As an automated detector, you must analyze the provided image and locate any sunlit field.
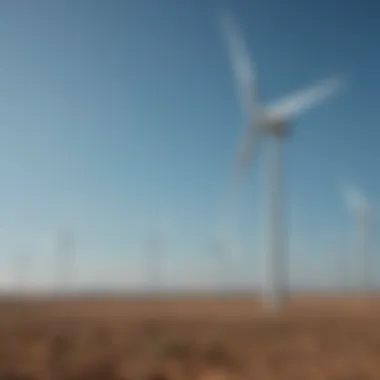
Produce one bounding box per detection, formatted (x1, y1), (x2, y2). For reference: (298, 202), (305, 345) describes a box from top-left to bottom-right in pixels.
(1, 294), (380, 380)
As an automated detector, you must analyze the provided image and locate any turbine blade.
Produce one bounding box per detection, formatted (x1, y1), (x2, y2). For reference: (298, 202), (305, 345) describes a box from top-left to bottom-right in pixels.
(217, 9), (259, 120)
(218, 8), (264, 181)
(267, 76), (344, 120)
(221, 123), (264, 246)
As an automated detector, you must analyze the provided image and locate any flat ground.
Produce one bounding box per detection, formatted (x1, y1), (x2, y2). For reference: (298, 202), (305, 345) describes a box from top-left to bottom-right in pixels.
(1, 294), (380, 380)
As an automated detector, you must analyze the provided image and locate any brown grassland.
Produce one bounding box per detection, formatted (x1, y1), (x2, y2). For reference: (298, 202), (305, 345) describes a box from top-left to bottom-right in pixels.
(1, 294), (380, 380)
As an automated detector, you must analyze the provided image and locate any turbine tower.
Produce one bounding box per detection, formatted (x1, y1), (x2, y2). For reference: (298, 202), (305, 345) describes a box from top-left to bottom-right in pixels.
(344, 185), (375, 294)
(218, 10), (344, 311)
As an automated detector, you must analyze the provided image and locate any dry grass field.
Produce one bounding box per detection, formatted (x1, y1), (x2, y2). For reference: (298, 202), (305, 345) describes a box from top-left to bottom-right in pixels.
(1, 294), (380, 380)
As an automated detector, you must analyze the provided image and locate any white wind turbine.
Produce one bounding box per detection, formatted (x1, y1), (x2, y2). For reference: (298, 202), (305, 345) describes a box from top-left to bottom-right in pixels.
(218, 10), (345, 311)
(343, 185), (375, 293)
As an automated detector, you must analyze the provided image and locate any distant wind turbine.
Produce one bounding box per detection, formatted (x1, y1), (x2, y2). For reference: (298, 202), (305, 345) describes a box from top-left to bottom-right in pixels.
(217, 9), (345, 311)
(12, 248), (31, 295)
(56, 229), (76, 293)
(343, 185), (375, 293)
(209, 238), (230, 293)
(145, 228), (163, 295)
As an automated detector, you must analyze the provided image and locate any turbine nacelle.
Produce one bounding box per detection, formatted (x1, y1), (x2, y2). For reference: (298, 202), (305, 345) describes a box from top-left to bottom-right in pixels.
(260, 114), (292, 138)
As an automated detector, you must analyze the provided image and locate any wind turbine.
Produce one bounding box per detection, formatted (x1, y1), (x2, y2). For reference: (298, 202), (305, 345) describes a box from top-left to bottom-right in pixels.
(343, 185), (375, 294)
(218, 10), (344, 311)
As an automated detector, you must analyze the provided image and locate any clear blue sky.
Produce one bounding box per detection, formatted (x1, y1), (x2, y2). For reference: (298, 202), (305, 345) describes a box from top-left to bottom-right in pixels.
(0, 0), (378, 291)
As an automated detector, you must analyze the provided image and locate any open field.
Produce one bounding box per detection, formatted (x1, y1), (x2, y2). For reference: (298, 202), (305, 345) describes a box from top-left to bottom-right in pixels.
(1, 294), (380, 380)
